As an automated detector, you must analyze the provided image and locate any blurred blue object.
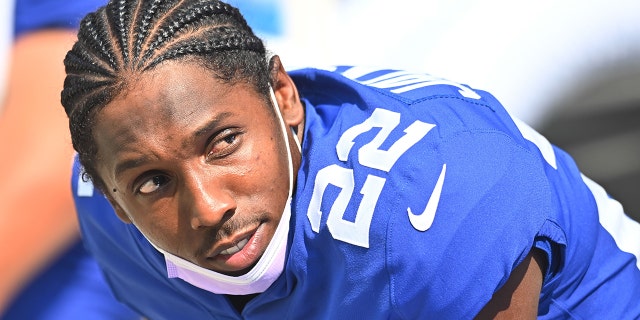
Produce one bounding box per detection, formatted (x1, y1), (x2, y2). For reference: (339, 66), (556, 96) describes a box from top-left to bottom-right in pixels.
(227, 0), (283, 37)
(13, 0), (103, 37)
(2, 242), (139, 320)
(2, 0), (140, 318)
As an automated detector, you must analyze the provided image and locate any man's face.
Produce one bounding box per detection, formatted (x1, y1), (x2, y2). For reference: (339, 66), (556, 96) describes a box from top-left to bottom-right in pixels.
(93, 60), (293, 276)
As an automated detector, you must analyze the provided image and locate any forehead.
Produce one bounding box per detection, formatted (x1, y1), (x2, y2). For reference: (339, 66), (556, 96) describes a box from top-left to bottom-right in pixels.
(92, 60), (271, 172)
(115, 61), (236, 118)
(99, 59), (268, 129)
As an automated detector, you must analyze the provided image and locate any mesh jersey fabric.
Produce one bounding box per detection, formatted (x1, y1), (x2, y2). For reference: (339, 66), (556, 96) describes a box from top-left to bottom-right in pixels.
(72, 66), (640, 319)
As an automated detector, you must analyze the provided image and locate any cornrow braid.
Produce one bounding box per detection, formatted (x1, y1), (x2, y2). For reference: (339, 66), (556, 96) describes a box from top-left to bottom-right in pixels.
(61, 0), (271, 193)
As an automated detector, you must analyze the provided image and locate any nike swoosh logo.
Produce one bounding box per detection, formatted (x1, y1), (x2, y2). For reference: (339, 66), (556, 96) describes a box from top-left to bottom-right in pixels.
(408, 163), (446, 232)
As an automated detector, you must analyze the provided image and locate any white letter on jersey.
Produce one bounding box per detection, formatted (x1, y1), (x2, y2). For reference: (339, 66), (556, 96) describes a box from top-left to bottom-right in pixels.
(340, 66), (481, 99)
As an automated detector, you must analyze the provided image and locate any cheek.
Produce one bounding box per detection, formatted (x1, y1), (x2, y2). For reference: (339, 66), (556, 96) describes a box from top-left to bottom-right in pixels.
(127, 202), (183, 251)
(255, 141), (288, 183)
(234, 139), (289, 200)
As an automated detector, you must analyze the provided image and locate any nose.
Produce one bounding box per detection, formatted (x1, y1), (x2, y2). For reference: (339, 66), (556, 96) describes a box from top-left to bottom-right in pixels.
(181, 172), (236, 230)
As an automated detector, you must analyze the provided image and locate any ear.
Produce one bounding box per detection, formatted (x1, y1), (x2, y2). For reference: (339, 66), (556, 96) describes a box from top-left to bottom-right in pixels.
(103, 191), (133, 224)
(269, 55), (304, 128)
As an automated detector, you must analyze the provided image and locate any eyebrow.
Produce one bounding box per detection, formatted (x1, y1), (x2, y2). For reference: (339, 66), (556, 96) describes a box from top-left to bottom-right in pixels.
(114, 156), (150, 180)
(113, 112), (235, 179)
(194, 112), (233, 137)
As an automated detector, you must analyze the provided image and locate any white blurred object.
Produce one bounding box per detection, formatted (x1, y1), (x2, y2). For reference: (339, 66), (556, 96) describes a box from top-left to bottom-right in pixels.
(274, 0), (640, 127)
(0, 0), (16, 107)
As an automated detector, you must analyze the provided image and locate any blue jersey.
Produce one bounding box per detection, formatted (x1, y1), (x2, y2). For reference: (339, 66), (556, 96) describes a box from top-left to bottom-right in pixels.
(72, 66), (640, 319)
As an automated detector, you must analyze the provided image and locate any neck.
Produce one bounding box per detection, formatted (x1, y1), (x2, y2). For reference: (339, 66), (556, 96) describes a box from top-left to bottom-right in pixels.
(226, 293), (258, 313)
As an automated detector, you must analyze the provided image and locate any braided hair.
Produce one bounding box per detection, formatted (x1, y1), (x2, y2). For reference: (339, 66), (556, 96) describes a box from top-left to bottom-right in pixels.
(61, 0), (272, 192)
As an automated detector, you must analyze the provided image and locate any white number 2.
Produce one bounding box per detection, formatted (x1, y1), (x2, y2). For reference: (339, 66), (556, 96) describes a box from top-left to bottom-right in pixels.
(307, 165), (386, 248)
(307, 108), (434, 247)
(337, 108), (434, 172)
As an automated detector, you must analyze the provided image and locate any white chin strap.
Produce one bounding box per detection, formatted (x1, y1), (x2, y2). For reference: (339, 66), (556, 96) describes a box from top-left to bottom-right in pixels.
(143, 86), (300, 295)
(269, 85), (302, 195)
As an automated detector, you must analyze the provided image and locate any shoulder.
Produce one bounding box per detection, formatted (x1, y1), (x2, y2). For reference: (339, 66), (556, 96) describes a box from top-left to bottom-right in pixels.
(290, 66), (534, 147)
(71, 157), (154, 274)
(71, 156), (225, 318)
(290, 66), (587, 316)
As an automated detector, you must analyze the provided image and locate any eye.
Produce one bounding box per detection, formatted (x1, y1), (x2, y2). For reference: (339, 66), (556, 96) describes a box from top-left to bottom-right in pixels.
(222, 134), (237, 145)
(137, 174), (170, 195)
(206, 129), (242, 160)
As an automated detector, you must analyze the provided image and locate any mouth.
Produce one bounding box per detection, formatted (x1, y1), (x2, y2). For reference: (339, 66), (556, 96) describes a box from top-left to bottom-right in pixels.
(206, 221), (264, 260)
(200, 218), (274, 275)
(219, 238), (249, 255)
(206, 225), (264, 275)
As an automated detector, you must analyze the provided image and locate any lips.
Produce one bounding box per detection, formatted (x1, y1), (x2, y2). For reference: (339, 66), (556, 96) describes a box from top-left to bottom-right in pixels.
(219, 238), (249, 255)
(207, 225), (259, 259)
(202, 222), (271, 274)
